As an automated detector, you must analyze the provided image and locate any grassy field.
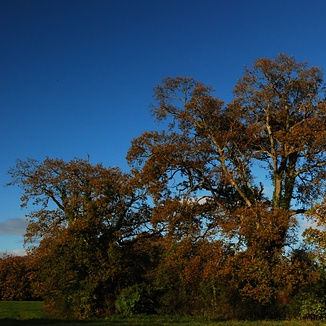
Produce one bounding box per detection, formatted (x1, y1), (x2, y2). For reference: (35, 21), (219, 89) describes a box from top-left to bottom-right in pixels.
(0, 301), (46, 320)
(0, 301), (325, 326)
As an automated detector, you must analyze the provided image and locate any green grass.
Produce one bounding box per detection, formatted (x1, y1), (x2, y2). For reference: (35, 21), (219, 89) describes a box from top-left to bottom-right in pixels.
(0, 301), (46, 320)
(0, 301), (325, 326)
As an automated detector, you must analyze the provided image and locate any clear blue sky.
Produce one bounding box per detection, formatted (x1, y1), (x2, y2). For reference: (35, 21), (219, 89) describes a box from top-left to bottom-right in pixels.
(1, 0), (326, 255)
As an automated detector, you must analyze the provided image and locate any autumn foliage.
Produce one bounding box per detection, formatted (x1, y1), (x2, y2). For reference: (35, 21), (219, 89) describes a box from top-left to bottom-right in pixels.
(4, 54), (326, 320)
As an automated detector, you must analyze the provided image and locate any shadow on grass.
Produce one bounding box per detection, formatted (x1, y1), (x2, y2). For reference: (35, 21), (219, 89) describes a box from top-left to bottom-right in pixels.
(0, 317), (200, 326)
(0, 318), (159, 326)
(0, 319), (110, 326)
(3, 317), (325, 326)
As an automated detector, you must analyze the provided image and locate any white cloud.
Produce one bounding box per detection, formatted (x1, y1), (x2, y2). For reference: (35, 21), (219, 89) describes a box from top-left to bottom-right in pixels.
(0, 217), (28, 235)
(0, 249), (26, 257)
(299, 216), (326, 232)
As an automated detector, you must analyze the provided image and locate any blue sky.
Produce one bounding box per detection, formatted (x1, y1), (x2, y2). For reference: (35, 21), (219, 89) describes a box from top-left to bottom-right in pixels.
(1, 0), (326, 255)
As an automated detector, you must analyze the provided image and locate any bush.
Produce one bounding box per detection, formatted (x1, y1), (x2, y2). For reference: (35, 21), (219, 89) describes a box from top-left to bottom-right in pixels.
(115, 283), (155, 316)
(299, 296), (326, 320)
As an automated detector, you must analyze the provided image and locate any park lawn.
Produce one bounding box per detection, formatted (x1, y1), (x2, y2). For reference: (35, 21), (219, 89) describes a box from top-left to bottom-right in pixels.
(0, 301), (325, 326)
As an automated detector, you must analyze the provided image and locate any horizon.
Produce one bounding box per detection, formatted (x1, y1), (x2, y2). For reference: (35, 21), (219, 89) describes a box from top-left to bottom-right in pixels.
(2, 0), (326, 255)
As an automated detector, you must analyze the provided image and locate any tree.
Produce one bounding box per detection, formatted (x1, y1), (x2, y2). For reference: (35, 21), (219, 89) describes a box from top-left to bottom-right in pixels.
(8, 157), (152, 318)
(151, 237), (234, 317)
(0, 254), (38, 301)
(127, 54), (326, 309)
(232, 54), (326, 211)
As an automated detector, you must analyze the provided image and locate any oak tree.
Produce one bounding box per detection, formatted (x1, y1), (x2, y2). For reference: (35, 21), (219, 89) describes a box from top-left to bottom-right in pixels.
(8, 157), (152, 318)
(127, 54), (326, 307)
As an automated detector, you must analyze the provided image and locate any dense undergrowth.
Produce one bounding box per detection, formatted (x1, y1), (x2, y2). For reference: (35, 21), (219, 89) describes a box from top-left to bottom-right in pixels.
(1, 301), (326, 326)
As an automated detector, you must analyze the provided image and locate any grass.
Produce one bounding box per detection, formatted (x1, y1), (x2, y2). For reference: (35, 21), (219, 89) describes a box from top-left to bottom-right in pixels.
(0, 301), (325, 326)
(0, 301), (46, 320)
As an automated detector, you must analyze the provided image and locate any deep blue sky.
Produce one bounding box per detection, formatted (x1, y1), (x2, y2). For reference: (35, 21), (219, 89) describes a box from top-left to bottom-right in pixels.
(1, 0), (326, 255)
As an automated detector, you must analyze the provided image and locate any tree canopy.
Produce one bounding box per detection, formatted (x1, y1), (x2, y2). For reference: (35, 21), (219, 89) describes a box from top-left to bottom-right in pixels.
(127, 53), (326, 245)
(126, 53), (326, 311)
(8, 158), (153, 318)
(6, 54), (326, 320)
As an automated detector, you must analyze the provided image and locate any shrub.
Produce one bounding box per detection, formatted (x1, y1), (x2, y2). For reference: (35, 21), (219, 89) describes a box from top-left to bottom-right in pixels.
(115, 283), (154, 316)
(299, 296), (326, 320)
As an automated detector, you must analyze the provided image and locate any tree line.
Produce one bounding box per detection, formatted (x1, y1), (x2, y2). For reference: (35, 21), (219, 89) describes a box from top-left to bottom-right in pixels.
(1, 53), (326, 320)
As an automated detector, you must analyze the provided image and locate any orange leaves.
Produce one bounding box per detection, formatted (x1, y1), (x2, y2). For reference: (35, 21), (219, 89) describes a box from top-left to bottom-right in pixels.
(0, 255), (36, 300)
(158, 238), (225, 289)
(227, 253), (278, 304)
(9, 158), (151, 248)
(232, 54), (326, 209)
(234, 205), (294, 250)
(5, 55), (326, 318)
(7, 157), (155, 318)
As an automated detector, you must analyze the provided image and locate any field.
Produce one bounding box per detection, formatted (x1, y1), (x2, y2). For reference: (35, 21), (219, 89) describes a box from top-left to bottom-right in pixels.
(0, 301), (325, 326)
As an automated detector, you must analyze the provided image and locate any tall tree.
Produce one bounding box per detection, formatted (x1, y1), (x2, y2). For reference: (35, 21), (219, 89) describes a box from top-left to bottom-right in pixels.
(8, 158), (152, 318)
(127, 54), (326, 306)
(232, 53), (326, 211)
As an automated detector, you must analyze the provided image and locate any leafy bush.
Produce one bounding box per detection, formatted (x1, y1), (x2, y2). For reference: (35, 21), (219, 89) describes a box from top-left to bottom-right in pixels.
(299, 296), (326, 320)
(115, 283), (154, 316)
